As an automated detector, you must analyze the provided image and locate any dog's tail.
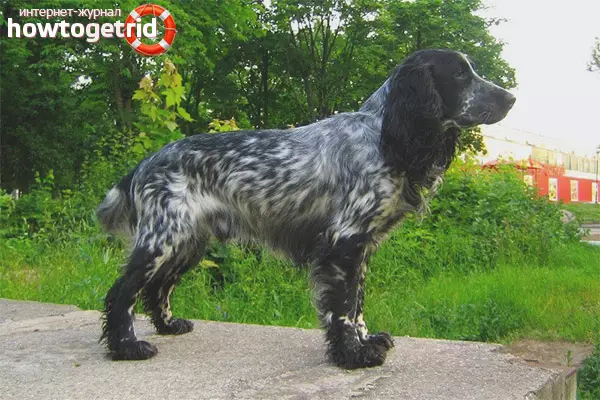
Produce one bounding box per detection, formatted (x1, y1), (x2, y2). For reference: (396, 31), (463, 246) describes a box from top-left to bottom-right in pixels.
(96, 169), (137, 237)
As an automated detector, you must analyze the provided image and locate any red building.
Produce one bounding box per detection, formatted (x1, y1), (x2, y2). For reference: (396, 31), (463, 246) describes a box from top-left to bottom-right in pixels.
(480, 125), (599, 204)
(486, 158), (599, 203)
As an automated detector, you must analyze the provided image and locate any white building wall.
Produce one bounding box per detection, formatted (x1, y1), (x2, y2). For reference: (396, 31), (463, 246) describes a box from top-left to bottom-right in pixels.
(478, 124), (534, 163)
(479, 124), (598, 177)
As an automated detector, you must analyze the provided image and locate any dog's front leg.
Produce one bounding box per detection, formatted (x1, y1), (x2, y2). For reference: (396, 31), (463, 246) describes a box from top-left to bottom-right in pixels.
(311, 233), (394, 369)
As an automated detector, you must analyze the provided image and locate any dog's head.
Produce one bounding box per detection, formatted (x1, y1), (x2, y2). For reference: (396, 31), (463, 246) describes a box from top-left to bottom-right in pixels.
(387, 49), (516, 128)
(412, 49), (515, 127)
(381, 49), (515, 176)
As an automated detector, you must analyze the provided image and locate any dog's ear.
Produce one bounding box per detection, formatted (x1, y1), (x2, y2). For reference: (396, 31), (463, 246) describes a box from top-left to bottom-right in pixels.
(381, 63), (445, 181)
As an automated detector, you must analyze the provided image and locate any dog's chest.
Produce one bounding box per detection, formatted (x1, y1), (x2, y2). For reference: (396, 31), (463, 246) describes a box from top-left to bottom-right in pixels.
(367, 179), (411, 237)
(367, 173), (442, 241)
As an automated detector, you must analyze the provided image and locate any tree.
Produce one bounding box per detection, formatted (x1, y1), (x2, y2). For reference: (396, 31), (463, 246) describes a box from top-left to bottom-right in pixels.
(0, 0), (259, 190)
(230, 0), (394, 127)
(233, 0), (515, 134)
(271, 0), (385, 123)
(172, 0), (261, 134)
(0, 0), (516, 191)
(0, 0), (154, 189)
(0, 0), (111, 190)
(384, 0), (515, 85)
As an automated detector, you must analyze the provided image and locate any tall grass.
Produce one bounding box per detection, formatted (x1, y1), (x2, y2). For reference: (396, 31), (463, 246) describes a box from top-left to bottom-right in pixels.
(1, 227), (598, 343)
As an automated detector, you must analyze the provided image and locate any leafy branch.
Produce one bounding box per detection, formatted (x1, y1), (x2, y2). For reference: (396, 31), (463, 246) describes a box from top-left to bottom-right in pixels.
(131, 59), (193, 155)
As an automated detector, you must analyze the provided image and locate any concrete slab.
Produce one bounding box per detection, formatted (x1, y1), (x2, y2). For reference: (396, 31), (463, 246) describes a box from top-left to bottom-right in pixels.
(502, 339), (594, 369)
(0, 300), (576, 400)
(0, 298), (79, 324)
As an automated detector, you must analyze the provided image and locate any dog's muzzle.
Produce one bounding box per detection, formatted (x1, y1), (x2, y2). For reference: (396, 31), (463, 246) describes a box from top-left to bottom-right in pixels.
(457, 77), (516, 126)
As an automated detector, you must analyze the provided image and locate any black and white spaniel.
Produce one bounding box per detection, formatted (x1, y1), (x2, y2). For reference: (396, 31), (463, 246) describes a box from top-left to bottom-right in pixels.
(97, 49), (515, 368)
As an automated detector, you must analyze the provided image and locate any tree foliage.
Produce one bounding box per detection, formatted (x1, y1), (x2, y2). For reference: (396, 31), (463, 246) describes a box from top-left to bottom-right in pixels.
(0, 0), (516, 192)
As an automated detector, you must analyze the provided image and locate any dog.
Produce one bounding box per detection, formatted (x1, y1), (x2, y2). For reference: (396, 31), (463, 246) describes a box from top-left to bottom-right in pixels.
(97, 49), (515, 369)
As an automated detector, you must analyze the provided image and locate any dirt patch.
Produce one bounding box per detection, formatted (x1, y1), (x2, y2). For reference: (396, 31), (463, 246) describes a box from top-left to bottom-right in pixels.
(502, 340), (594, 369)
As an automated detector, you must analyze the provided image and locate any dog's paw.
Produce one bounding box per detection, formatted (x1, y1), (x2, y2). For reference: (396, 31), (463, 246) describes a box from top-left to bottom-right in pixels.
(364, 331), (394, 349)
(111, 339), (158, 361)
(333, 341), (390, 369)
(329, 332), (393, 369)
(157, 318), (194, 335)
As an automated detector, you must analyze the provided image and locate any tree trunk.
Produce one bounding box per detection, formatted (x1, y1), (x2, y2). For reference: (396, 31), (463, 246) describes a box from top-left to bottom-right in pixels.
(261, 47), (269, 128)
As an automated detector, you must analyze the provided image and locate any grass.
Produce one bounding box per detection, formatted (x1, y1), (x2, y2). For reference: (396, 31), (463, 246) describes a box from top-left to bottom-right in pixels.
(562, 202), (600, 224)
(367, 239), (600, 343)
(1, 232), (598, 344)
(0, 237), (121, 311)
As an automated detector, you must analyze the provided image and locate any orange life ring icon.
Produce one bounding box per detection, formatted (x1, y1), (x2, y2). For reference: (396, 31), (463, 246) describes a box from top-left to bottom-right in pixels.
(125, 4), (176, 56)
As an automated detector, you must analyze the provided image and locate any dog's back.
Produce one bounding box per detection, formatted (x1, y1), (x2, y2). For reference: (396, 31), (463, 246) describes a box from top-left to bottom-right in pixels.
(97, 118), (390, 262)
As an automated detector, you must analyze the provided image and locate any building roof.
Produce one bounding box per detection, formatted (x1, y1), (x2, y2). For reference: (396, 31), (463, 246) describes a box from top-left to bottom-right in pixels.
(481, 124), (571, 153)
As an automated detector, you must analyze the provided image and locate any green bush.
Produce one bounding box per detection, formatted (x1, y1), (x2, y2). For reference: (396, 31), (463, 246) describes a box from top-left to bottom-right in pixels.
(381, 159), (579, 279)
(0, 163), (127, 241)
(0, 171), (72, 239)
(0, 189), (16, 235)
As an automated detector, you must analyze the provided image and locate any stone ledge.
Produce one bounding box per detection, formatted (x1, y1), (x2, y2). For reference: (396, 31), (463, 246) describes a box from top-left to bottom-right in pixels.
(0, 299), (576, 400)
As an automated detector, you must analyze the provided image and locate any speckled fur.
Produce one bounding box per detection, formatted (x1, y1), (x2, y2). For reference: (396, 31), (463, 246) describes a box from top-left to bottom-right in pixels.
(97, 49), (515, 367)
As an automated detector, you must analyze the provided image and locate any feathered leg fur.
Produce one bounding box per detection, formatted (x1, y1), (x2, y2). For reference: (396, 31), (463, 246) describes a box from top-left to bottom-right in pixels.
(141, 242), (205, 335)
(311, 233), (394, 369)
(101, 246), (162, 360)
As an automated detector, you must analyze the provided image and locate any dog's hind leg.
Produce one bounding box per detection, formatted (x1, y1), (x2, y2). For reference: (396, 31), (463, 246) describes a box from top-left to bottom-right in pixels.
(101, 245), (168, 360)
(311, 233), (394, 369)
(141, 239), (206, 335)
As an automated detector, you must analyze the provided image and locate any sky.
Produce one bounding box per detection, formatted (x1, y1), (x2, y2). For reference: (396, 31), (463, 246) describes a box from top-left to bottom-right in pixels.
(479, 0), (600, 156)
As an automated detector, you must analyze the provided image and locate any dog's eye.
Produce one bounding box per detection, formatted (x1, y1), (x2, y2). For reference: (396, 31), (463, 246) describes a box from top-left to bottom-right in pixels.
(453, 70), (465, 79)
